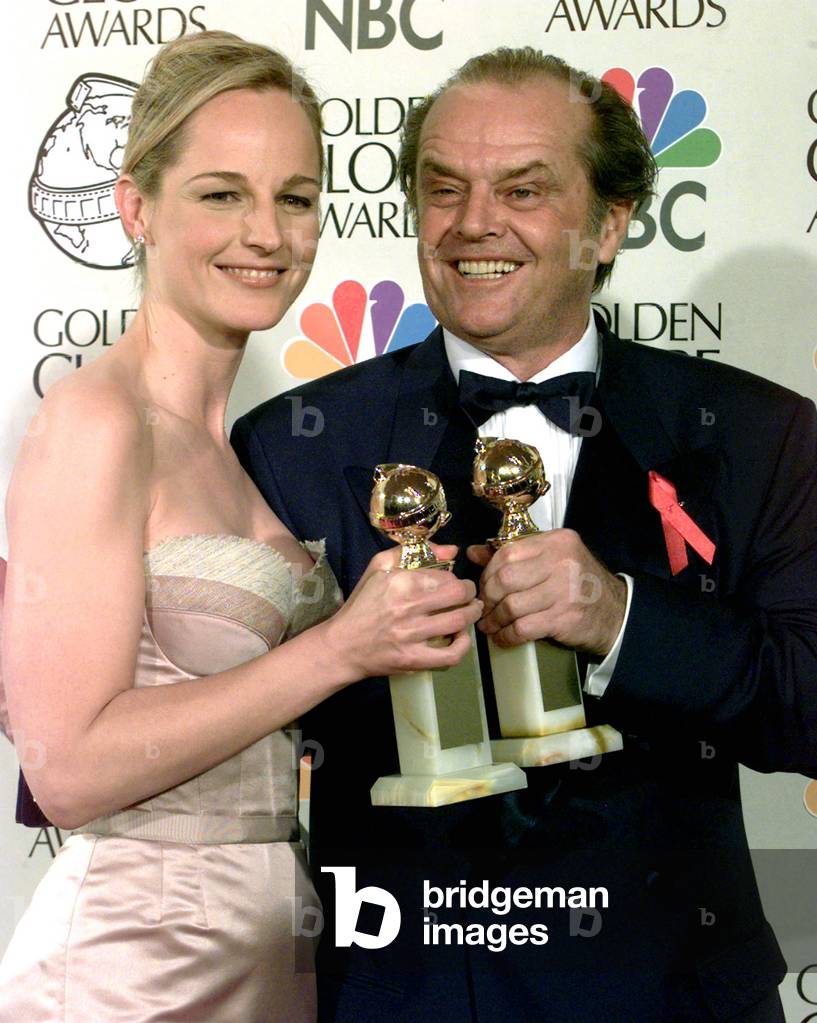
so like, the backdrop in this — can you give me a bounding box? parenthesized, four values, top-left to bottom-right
(2, 2, 816, 1017)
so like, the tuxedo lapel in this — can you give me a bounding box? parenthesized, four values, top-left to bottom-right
(341, 329, 461, 571)
(385, 327, 457, 469)
(341, 327, 503, 582)
(566, 321, 723, 583)
(341, 465, 392, 553)
(384, 327, 499, 567)
(564, 398, 670, 578)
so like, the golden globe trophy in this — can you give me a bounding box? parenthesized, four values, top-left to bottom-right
(473, 438, 623, 768)
(368, 463, 527, 807)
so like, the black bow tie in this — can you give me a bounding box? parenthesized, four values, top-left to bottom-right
(457, 369, 597, 434)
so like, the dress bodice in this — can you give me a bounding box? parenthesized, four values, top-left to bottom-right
(76, 535, 342, 844)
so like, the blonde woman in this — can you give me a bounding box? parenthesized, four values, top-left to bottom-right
(0, 32, 480, 1022)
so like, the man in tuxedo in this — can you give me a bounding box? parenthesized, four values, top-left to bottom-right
(232, 49, 817, 1023)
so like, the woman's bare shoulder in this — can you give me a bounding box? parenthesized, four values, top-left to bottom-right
(38, 358, 147, 435)
(8, 364, 152, 520)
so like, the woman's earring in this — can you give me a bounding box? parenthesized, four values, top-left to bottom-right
(133, 234, 145, 250)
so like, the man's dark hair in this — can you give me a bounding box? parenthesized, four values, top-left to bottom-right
(398, 47, 657, 291)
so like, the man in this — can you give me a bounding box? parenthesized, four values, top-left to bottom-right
(232, 49, 817, 1023)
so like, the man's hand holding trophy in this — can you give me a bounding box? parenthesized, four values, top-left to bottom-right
(368, 442, 623, 808)
(471, 437, 623, 770)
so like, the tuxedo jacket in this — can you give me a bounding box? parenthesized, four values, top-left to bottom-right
(231, 318, 817, 1023)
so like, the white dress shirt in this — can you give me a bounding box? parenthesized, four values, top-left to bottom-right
(443, 317, 632, 697)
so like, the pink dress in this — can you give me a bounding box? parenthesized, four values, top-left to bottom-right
(0, 534, 342, 1023)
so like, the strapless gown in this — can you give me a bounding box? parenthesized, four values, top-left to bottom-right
(0, 534, 342, 1023)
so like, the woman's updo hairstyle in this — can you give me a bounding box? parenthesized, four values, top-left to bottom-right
(121, 30, 323, 273)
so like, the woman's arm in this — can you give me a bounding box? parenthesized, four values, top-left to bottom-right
(0, 556, 11, 741)
(4, 378, 480, 830)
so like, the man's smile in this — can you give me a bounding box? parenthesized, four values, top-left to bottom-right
(455, 259, 523, 280)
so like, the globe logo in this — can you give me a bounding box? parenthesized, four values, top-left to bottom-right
(29, 74, 138, 270)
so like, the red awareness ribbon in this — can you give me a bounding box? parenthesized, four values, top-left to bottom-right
(648, 470, 716, 576)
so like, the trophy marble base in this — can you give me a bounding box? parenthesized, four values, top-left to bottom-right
(491, 724, 623, 769)
(489, 638, 586, 737)
(371, 626, 528, 807)
(370, 762, 527, 808)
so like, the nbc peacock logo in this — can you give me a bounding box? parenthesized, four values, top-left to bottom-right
(602, 67, 721, 167)
(282, 279, 436, 380)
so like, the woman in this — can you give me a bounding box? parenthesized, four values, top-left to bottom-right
(0, 31, 481, 1022)
(0, 559, 8, 742)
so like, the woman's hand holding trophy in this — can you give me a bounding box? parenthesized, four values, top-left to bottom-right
(366, 463, 528, 807)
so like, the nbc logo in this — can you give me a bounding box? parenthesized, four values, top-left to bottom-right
(282, 279, 436, 380)
(602, 67, 721, 167)
(602, 68, 721, 251)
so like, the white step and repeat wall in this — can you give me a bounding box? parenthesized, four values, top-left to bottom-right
(2, 1, 816, 1016)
